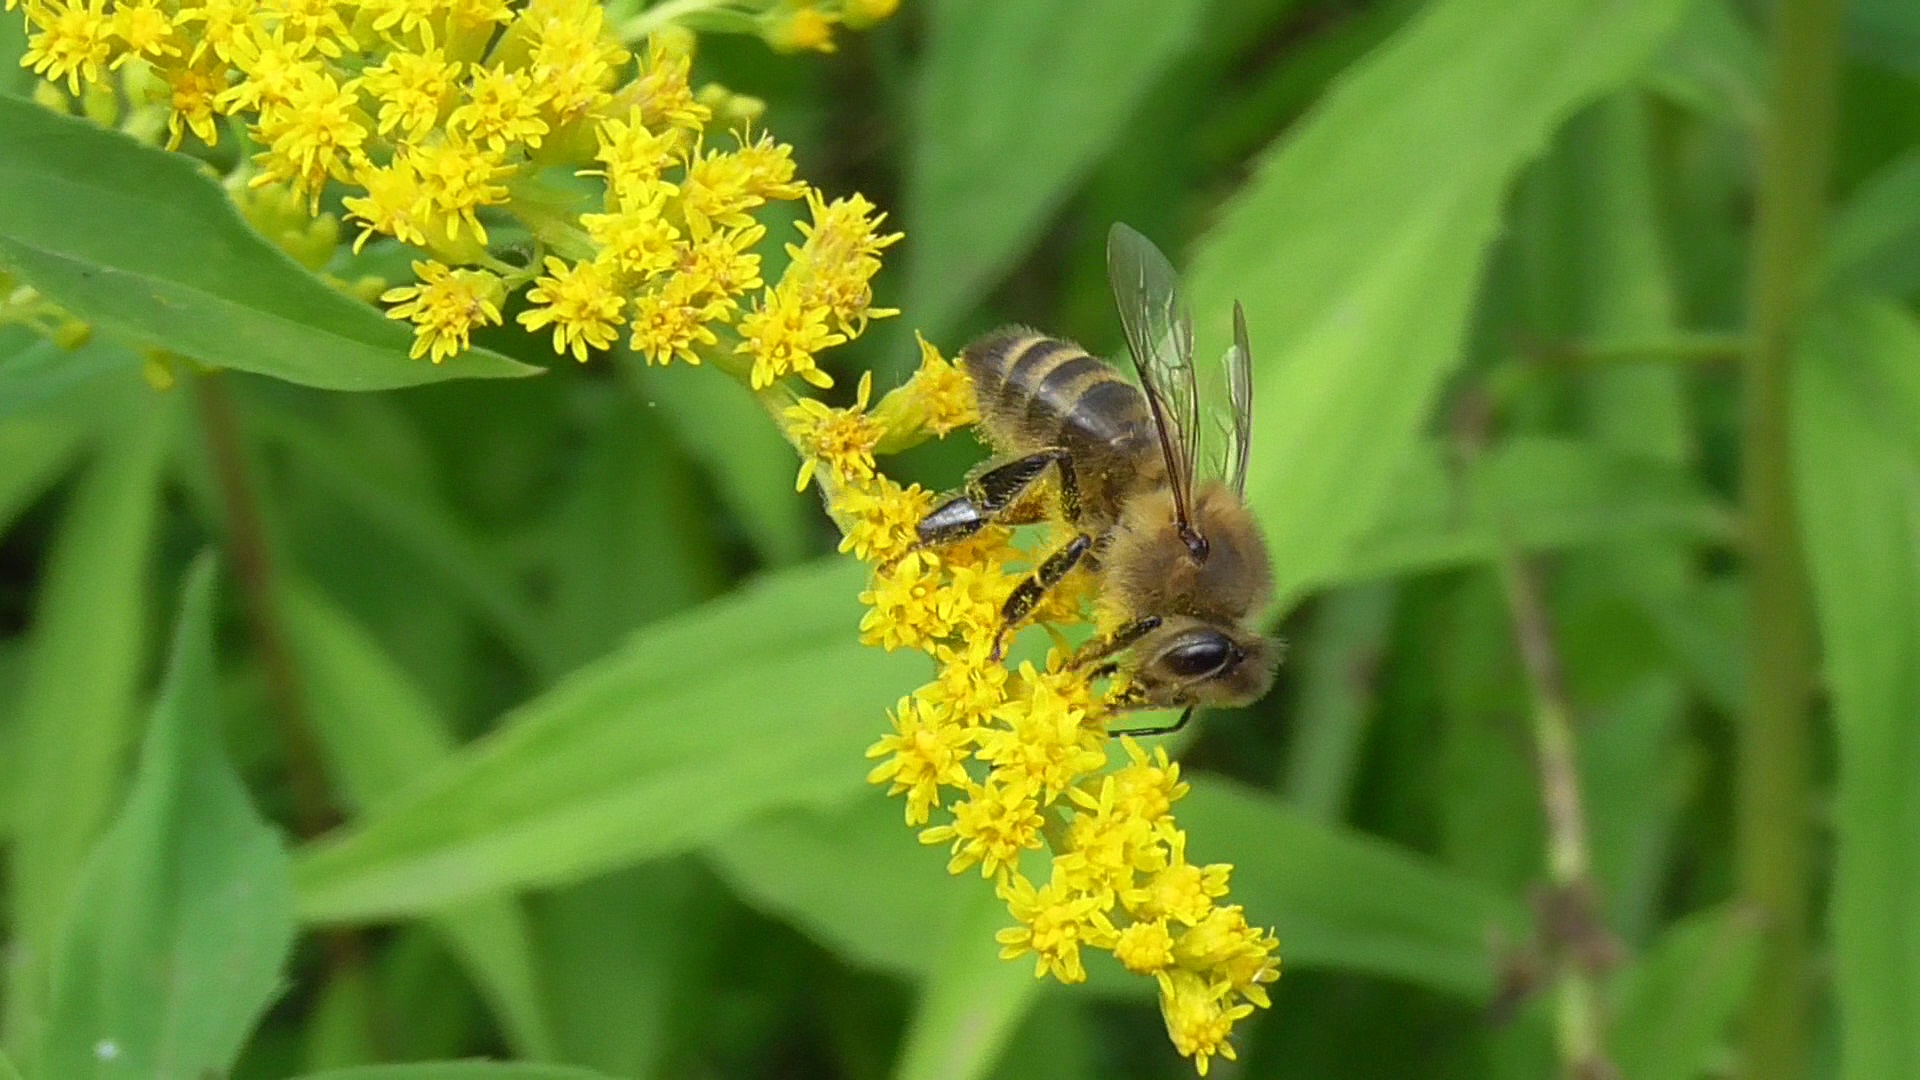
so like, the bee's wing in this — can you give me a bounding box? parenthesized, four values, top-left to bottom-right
(1222, 300, 1254, 497)
(1107, 222, 1199, 530)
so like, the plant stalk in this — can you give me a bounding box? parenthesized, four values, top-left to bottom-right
(1499, 553, 1616, 1080)
(192, 372, 335, 840)
(1738, 0, 1841, 1076)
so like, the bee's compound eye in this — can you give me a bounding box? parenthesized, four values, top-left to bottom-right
(1163, 632, 1235, 679)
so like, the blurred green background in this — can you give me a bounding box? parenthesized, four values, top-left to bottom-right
(3, 0, 1919, 1077)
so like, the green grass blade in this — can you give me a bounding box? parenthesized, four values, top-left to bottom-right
(891, 888, 1042, 1080)
(291, 559, 921, 921)
(1610, 906, 1761, 1080)
(1792, 298, 1920, 1079)
(291, 1066, 617, 1080)
(39, 555, 296, 1079)
(904, 0, 1206, 336)
(2, 400, 170, 1060)
(0, 99, 538, 390)
(1184, 0, 1696, 610)
(280, 581, 558, 1060)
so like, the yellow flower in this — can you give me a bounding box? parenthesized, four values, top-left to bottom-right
(631, 36, 709, 132)
(680, 138, 797, 236)
(920, 642, 1010, 729)
(976, 662, 1107, 804)
(520, 0, 622, 124)
(678, 223, 765, 307)
(360, 47, 461, 139)
(249, 70, 370, 208)
(1113, 917, 1175, 975)
(865, 695, 972, 826)
(784, 371, 881, 492)
(109, 0, 179, 68)
(409, 135, 512, 245)
(736, 281, 844, 390)
(1157, 970, 1252, 1077)
(381, 260, 506, 363)
(22, 0, 116, 94)
(1121, 832, 1231, 926)
(588, 106, 681, 203)
(785, 190, 901, 336)
(832, 474, 931, 564)
(583, 187, 680, 278)
(518, 255, 625, 362)
(875, 333, 977, 443)
(627, 274, 721, 366)
(343, 155, 431, 251)
(920, 776, 1046, 880)
(857, 551, 950, 653)
(766, 2, 836, 53)
(995, 870, 1117, 984)
(175, 0, 253, 63)
(159, 58, 229, 149)
(450, 63, 550, 152)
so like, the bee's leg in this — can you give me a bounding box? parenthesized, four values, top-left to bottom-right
(989, 532, 1092, 661)
(1106, 707, 1195, 739)
(1068, 616, 1162, 670)
(915, 448, 1080, 547)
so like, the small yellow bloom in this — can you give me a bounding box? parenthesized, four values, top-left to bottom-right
(583, 188, 680, 279)
(450, 63, 550, 152)
(920, 777, 1046, 880)
(1156, 970, 1252, 1077)
(108, 0, 179, 68)
(736, 282, 844, 390)
(627, 274, 722, 367)
(22, 0, 116, 94)
(518, 256, 625, 362)
(785, 371, 881, 492)
(409, 136, 513, 245)
(995, 870, 1117, 984)
(857, 551, 951, 653)
(1114, 917, 1175, 975)
(678, 224, 765, 307)
(360, 47, 461, 140)
(1122, 833, 1232, 927)
(344, 155, 431, 251)
(381, 260, 506, 363)
(766, 2, 836, 53)
(588, 106, 681, 203)
(249, 70, 370, 208)
(875, 333, 977, 442)
(920, 642, 1011, 729)
(632, 37, 709, 132)
(976, 662, 1107, 804)
(832, 475, 932, 564)
(865, 695, 973, 826)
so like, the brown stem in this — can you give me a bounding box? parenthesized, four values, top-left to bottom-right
(191, 371, 335, 839)
(1498, 553, 1619, 1080)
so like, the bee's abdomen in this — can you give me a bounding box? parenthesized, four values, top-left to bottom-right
(962, 328, 1150, 453)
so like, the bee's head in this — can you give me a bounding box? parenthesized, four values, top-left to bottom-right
(1131, 617, 1279, 710)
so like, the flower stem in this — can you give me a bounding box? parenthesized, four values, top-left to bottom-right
(192, 371, 335, 840)
(1498, 553, 1617, 1080)
(617, 0, 734, 43)
(1738, 0, 1841, 1074)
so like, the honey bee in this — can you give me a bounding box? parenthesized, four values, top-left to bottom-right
(915, 223, 1278, 735)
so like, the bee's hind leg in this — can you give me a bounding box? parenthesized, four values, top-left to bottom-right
(990, 532, 1092, 661)
(915, 448, 1081, 549)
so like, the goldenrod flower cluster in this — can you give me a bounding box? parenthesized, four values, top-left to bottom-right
(807, 338, 1282, 1075)
(12, 0, 901, 369)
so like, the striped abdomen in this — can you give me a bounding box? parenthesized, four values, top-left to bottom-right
(962, 329, 1159, 503)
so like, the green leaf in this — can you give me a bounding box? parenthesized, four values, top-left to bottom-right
(3, 400, 170, 1059)
(1827, 146, 1920, 295)
(39, 555, 296, 1079)
(625, 360, 813, 567)
(292, 1066, 617, 1080)
(892, 888, 1042, 1080)
(1327, 436, 1731, 588)
(1610, 906, 1761, 1080)
(0, 411, 87, 539)
(1792, 298, 1920, 1079)
(280, 581, 557, 1060)
(0, 1050, 17, 1080)
(0, 99, 539, 390)
(292, 558, 921, 921)
(1184, 0, 1696, 610)
(711, 777, 1521, 1001)
(904, 0, 1206, 336)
